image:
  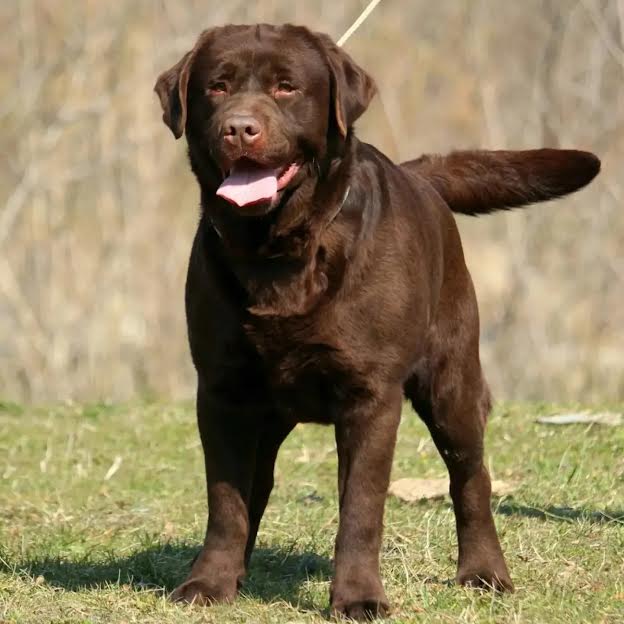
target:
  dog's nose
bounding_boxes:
[223,115,262,146]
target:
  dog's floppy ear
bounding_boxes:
[153,29,214,139]
[316,34,377,137]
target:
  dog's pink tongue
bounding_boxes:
[216,163,278,207]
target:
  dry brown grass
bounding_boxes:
[1,0,622,402]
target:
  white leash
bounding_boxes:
[337,0,384,47]
[336,0,400,161]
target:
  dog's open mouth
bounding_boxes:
[216,159,301,208]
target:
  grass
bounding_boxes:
[0,400,623,623]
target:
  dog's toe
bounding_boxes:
[457,568,514,593]
[170,577,235,606]
[331,592,390,621]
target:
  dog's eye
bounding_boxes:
[208,82,228,95]
[275,81,296,96]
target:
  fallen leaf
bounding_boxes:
[389,478,447,501]
[388,478,516,502]
[536,412,622,427]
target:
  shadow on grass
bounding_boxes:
[396,497,624,525]
[494,502,624,524]
[2,542,333,612]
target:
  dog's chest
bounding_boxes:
[244,317,371,424]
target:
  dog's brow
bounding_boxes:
[272,65,296,78]
[209,61,238,78]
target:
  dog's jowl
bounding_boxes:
[154,24,600,620]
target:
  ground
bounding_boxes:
[0,401,622,623]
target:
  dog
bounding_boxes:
[154,23,600,620]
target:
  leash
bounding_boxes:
[337,0,384,47]
[327,185,351,227]
[337,0,401,162]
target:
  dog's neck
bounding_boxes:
[195,138,357,317]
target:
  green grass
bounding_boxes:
[0,401,623,623]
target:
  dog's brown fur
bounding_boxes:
[154,24,600,620]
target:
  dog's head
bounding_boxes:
[154,24,376,215]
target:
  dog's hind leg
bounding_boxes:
[404,275,513,592]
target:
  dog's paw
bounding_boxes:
[457,567,514,593]
[170,577,236,606]
[330,578,390,621]
[331,597,390,621]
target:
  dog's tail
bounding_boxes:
[401,149,600,216]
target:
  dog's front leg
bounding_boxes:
[172,379,260,605]
[330,387,402,620]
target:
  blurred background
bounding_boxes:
[1,0,622,404]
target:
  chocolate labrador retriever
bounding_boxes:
[154,24,600,619]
